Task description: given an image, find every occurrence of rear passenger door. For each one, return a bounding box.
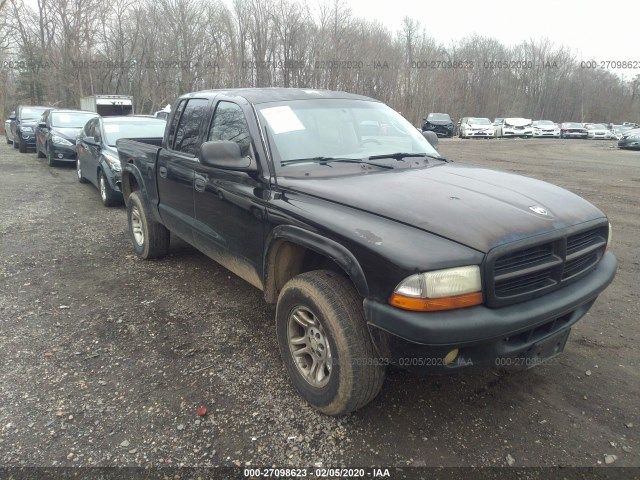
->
[157,98,210,243]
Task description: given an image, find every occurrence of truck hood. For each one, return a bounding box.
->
[279,164,605,253]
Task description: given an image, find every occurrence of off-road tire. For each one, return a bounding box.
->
[126,191,170,259]
[276,270,385,416]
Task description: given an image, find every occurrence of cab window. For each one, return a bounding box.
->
[173,98,209,155]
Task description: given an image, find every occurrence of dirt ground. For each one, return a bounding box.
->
[0,136,638,469]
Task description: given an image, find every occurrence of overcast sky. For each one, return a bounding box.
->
[344,0,639,79]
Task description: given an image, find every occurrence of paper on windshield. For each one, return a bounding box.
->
[261,106,305,134]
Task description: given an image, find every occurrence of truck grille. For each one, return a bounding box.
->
[487,225,608,307]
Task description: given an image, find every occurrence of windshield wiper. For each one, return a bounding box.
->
[281,157,394,169]
[367,152,447,162]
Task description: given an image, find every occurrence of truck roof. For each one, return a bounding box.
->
[182,87,378,105]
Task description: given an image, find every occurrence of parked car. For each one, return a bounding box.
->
[154,104,172,120]
[458,117,494,138]
[35,109,99,166]
[5,111,16,144]
[622,122,639,129]
[494,118,533,138]
[584,123,615,140]
[11,105,51,152]
[610,124,634,140]
[532,120,560,138]
[422,112,454,138]
[617,128,640,150]
[117,88,616,416]
[76,116,166,206]
[560,122,588,139]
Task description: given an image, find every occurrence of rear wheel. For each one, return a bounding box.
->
[276,270,385,416]
[126,191,170,259]
[37,143,45,158]
[6,137,11,145]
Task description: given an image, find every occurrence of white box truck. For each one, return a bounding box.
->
[80,95,134,116]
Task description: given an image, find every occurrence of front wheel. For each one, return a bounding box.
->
[126,191,170,259]
[76,159,88,183]
[276,270,385,416]
[37,143,45,158]
[99,171,121,207]
[18,138,27,153]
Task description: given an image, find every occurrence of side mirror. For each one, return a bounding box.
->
[200,141,257,172]
[9,114,16,121]
[38,121,47,128]
[84,136,98,146]
[422,130,439,150]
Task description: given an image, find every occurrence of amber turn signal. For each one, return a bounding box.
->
[389,291,483,312]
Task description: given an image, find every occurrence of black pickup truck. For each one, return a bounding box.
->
[117,88,617,416]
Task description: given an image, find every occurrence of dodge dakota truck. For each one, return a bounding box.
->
[117,88,617,416]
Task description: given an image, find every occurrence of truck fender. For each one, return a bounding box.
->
[263,225,369,301]
[120,164,161,223]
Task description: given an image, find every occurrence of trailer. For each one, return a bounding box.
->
[80,95,134,117]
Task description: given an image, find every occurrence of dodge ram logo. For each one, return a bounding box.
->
[529,205,549,216]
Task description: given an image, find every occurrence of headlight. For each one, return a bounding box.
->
[103,153,121,171]
[389,265,483,312]
[21,126,33,133]
[51,135,73,146]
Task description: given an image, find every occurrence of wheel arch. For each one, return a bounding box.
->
[263,225,369,304]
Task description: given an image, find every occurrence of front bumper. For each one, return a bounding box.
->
[562,131,588,138]
[19,133,36,147]
[533,131,560,137]
[50,143,77,161]
[464,130,494,137]
[502,129,533,136]
[364,252,617,371]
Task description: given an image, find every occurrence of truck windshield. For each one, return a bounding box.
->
[258,99,441,173]
[103,120,166,146]
[52,112,97,128]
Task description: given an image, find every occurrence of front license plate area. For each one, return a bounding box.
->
[525,329,570,369]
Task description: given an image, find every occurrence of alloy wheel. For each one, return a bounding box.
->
[287,306,333,388]
[130,206,144,246]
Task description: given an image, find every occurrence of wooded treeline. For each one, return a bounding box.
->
[1,0,639,127]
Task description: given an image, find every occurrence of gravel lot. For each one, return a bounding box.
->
[0,136,638,469]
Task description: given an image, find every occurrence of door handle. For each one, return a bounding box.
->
[159,166,167,178]
[194,173,207,193]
